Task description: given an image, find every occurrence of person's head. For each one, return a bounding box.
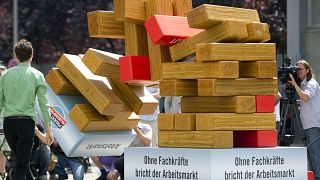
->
[296,59,315,81]
[13,39,34,63]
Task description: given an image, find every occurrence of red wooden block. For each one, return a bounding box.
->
[119,56,151,83]
[144,15,204,45]
[308,171,314,180]
[255,95,275,113]
[234,130,277,147]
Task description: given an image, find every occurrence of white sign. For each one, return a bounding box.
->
[211,147,307,180]
[125,147,307,180]
[47,85,136,157]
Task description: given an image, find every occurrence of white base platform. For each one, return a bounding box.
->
[125,147,307,180]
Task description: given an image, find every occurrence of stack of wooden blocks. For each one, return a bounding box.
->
[151,4,278,149]
[46,0,278,150]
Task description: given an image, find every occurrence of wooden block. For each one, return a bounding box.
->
[239,61,276,78]
[124,22,149,56]
[109,79,159,115]
[187,4,260,29]
[174,113,196,130]
[181,96,255,113]
[114,0,125,21]
[169,20,248,61]
[198,78,278,96]
[82,48,122,79]
[160,79,197,96]
[70,104,139,132]
[144,0,174,81]
[196,43,276,62]
[87,11,125,38]
[308,171,314,180]
[158,113,175,130]
[162,61,239,79]
[45,68,81,96]
[233,130,277,147]
[256,95,275,113]
[196,113,276,130]
[144,15,203,45]
[123,0,146,24]
[145,0,173,19]
[158,130,233,148]
[56,54,124,116]
[147,36,171,81]
[241,23,271,43]
[119,56,151,83]
[172,0,192,16]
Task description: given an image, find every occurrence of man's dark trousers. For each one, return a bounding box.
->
[4,118,35,180]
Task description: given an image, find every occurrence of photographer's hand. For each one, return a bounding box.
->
[288,74,310,102]
[288,74,297,87]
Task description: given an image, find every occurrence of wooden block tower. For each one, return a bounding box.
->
[153,4,278,148]
[46,1,280,156]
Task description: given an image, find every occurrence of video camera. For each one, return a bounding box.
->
[278,57,301,101]
[278,57,300,85]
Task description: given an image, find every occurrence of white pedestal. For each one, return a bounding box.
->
[125,147,307,180]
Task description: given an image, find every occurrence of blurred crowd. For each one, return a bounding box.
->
[0,0,124,66]
[0,0,285,67]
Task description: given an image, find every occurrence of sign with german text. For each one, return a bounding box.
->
[125,147,307,180]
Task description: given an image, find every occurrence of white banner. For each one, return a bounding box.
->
[125,147,307,180]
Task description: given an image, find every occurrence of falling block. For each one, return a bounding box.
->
[119,56,151,83]
[158,130,233,148]
[109,79,159,115]
[81,48,122,79]
[56,54,124,116]
[69,104,139,132]
[87,11,125,38]
[256,95,275,113]
[169,20,248,62]
[187,4,260,29]
[233,130,277,147]
[45,68,81,96]
[144,15,203,45]
[308,171,314,180]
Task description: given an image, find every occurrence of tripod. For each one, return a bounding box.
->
[278,91,315,172]
[278,97,304,146]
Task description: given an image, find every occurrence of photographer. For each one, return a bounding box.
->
[289,59,320,179]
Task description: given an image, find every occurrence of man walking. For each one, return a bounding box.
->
[0,39,54,180]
